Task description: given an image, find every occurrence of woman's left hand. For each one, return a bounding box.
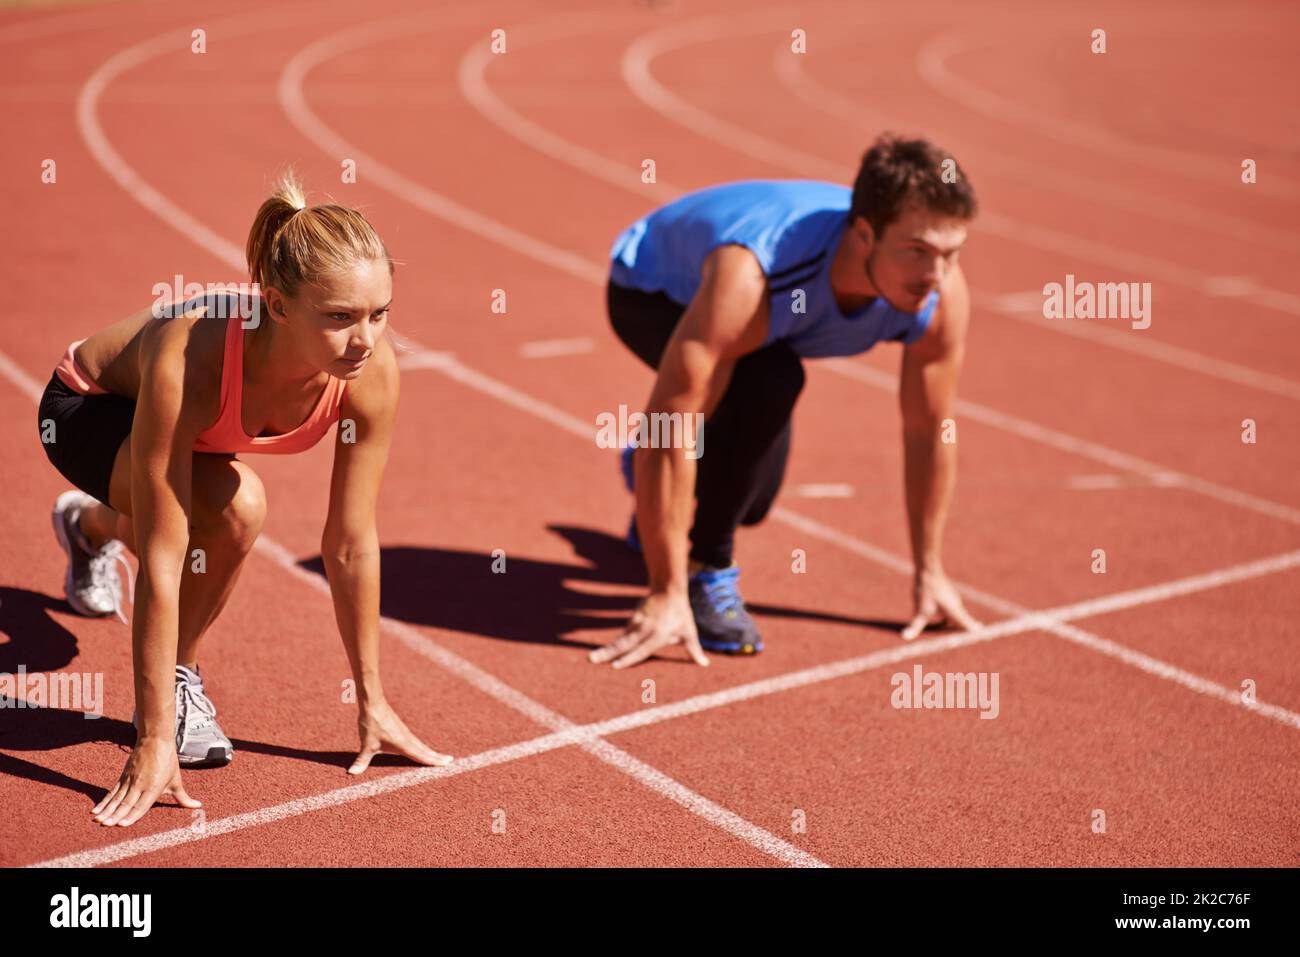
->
[349,698,454,774]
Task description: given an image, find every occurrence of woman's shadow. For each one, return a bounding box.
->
[0,587,135,798]
[1,527,905,796]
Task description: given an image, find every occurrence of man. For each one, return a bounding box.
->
[591,134,984,669]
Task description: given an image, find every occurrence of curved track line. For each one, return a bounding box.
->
[281,12,1300,738]
[916,28,1300,202]
[281,14,605,286]
[773,35,1300,255]
[467,14,1300,400]
[620,13,1300,316]
[823,361,1300,526]
[75,9,827,870]
[456,12,1300,527]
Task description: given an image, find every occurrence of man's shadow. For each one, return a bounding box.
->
[297,525,906,646]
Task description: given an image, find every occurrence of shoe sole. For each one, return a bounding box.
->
[132,711,234,768]
[698,636,763,655]
[51,492,113,619]
[179,746,234,769]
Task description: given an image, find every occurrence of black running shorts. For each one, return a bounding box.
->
[37,372,135,507]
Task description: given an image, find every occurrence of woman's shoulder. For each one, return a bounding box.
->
[139,299,231,400]
[76,294,228,402]
[129,303,235,439]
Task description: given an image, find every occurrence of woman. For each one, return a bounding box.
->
[36,173,452,829]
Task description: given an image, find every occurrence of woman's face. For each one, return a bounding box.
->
[269,259,393,378]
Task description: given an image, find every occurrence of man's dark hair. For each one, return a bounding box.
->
[849,134,977,239]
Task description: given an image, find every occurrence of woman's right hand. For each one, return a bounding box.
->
[92,735,201,827]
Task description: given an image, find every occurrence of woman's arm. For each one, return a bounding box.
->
[94,316,209,826]
[321,334,451,773]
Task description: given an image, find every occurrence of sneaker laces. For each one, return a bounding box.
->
[174,670,218,743]
[695,565,744,613]
[87,540,135,625]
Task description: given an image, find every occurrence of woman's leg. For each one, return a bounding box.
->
[96,433,268,667]
[77,498,134,553]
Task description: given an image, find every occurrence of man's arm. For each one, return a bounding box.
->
[591,243,769,668]
[638,244,770,594]
[898,263,982,640]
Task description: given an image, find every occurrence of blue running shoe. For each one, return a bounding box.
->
[620,443,636,493]
[688,564,763,654]
[620,445,641,553]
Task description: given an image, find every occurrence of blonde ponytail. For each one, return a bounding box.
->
[245,169,392,297]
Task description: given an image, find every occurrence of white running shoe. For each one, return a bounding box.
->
[133,665,234,767]
[51,490,134,624]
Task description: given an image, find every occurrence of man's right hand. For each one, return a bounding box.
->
[92,735,201,827]
[589,591,710,669]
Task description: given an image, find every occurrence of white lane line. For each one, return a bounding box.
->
[453,10,1300,526]
[770,506,1300,730]
[915,28,1300,204]
[396,349,457,371]
[399,342,1300,737]
[790,483,853,498]
[519,337,595,359]
[823,359,1300,526]
[254,545,826,870]
[27,537,1300,868]
[71,12,823,869]
[981,291,1300,402]
[773,38,1300,258]
[0,348,46,403]
[286,13,1300,726]
[281,13,606,287]
[29,730,595,869]
[618,10,1300,316]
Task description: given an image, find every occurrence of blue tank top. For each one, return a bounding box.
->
[609,180,938,358]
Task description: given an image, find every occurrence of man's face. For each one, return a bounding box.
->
[862,204,968,312]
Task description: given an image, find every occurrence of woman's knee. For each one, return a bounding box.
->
[192,457,267,549]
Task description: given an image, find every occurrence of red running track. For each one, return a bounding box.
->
[1,0,1297,867]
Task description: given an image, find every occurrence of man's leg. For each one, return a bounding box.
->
[689,342,804,567]
[607,279,805,566]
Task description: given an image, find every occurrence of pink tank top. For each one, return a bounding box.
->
[54,319,348,455]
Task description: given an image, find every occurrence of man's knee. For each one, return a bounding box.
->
[192,457,267,550]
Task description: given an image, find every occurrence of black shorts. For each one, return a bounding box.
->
[37,372,135,507]
[606,280,688,370]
